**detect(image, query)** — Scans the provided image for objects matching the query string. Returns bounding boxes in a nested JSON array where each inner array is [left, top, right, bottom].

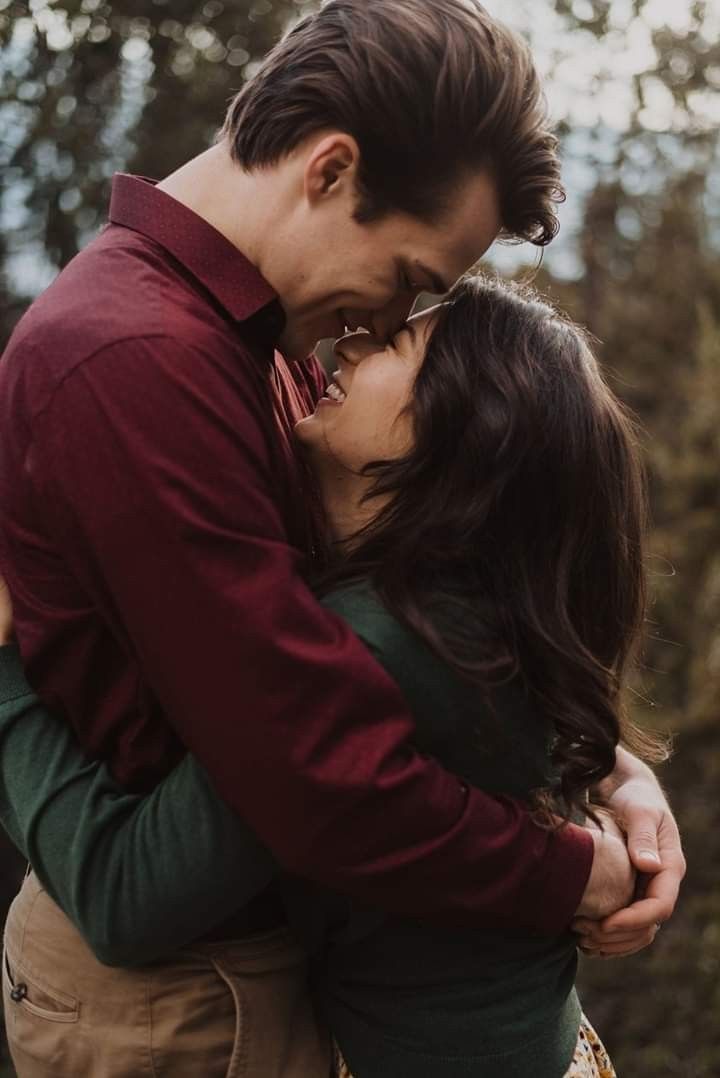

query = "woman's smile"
[[323, 374, 348, 405], [295, 308, 437, 479]]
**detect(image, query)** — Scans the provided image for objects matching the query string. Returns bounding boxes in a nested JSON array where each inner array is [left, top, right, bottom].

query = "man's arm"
[[0, 642, 276, 967], [0, 583, 626, 967], [18, 335, 596, 932]]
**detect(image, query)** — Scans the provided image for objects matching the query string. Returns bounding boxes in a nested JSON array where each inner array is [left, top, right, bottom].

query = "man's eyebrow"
[[415, 262, 449, 295]]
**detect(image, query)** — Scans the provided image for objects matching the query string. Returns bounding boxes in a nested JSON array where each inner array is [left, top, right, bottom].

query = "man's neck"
[[157, 142, 270, 274]]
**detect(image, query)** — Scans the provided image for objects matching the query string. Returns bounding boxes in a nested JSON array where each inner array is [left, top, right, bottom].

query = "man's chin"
[[277, 332, 315, 362], [278, 333, 334, 362], [279, 317, 345, 361]]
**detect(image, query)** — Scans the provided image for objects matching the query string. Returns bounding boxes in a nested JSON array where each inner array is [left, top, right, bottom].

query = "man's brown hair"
[[221, 0, 563, 245]]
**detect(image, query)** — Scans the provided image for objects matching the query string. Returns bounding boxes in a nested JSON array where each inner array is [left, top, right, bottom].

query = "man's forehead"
[[443, 168, 503, 261], [413, 181, 501, 282], [418, 231, 494, 291]]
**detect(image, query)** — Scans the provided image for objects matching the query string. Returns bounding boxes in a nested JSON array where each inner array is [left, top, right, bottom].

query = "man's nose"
[[344, 311, 375, 333], [372, 294, 417, 343], [344, 294, 416, 341]]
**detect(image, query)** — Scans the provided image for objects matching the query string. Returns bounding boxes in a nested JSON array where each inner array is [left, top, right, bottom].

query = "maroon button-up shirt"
[[0, 175, 592, 931]]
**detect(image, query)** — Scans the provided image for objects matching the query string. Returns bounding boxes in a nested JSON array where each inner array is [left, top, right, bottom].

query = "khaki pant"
[[3, 871, 331, 1078]]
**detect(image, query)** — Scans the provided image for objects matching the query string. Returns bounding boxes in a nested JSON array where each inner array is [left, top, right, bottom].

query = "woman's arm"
[[0, 645, 276, 967]]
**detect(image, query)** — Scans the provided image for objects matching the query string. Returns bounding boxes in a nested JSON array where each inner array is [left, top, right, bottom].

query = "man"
[[0, 0, 683, 1060]]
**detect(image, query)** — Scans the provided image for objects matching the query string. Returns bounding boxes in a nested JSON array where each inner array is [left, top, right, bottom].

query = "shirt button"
[[10, 982, 28, 1002]]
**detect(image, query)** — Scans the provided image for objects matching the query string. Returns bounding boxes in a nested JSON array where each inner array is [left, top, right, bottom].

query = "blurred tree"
[[544, 171, 720, 1076], [0, 0, 314, 340], [531, 3, 720, 1074]]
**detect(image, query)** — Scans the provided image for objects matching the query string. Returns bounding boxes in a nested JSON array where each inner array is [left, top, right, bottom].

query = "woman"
[[0, 275, 653, 1076]]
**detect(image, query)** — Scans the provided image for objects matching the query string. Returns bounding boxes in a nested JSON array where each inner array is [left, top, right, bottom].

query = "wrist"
[[593, 747, 654, 804], [577, 828, 635, 920]]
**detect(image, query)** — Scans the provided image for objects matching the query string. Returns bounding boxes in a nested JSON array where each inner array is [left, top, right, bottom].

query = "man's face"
[[276, 168, 501, 360]]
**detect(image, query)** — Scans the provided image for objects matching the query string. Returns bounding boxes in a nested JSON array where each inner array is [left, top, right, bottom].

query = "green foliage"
[[534, 4, 719, 1074], [0, 0, 316, 339]]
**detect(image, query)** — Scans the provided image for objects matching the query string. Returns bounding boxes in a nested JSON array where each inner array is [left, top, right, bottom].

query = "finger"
[[579, 928, 654, 948], [600, 896, 669, 933], [596, 935, 656, 957], [586, 944, 653, 960], [641, 866, 682, 919], [578, 917, 658, 941], [582, 940, 651, 957], [624, 810, 663, 873], [580, 931, 657, 958], [603, 860, 682, 932], [579, 924, 653, 942], [571, 918, 599, 936]]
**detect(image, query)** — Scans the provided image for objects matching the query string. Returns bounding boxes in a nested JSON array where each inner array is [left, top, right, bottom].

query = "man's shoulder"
[[0, 227, 252, 419]]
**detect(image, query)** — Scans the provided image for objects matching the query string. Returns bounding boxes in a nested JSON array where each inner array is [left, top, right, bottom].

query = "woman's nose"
[[334, 331, 382, 366]]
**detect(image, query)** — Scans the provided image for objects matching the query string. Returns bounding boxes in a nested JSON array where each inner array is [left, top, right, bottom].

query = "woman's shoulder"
[[320, 580, 475, 730], [320, 578, 383, 622], [320, 580, 554, 795], [321, 580, 437, 670]]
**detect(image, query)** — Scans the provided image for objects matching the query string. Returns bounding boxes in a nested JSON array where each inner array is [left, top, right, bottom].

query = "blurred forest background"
[[0, 0, 718, 1074]]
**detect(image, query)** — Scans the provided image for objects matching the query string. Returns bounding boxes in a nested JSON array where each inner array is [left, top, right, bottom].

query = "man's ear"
[[304, 133, 360, 205]]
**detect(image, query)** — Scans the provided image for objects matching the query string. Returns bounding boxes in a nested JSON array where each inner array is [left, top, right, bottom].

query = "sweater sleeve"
[[0, 645, 276, 967]]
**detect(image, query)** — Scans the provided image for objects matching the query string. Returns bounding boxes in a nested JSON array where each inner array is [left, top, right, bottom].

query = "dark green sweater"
[[0, 583, 581, 1078]]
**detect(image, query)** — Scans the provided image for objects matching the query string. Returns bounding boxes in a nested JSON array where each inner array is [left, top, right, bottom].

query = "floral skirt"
[[333, 1013, 616, 1078], [570, 1016, 616, 1078]]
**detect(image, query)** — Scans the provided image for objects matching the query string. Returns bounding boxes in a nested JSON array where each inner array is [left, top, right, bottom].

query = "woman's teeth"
[[326, 382, 347, 404]]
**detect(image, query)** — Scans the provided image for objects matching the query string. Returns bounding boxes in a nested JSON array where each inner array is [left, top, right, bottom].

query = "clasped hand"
[[573, 756, 686, 959]]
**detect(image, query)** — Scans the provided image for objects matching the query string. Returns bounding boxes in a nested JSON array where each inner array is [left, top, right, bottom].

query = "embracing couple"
[[0, 2, 685, 1076]]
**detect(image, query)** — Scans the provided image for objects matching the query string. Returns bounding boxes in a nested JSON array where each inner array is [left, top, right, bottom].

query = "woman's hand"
[[573, 801, 664, 959], [573, 752, 686, 959], [0, 575, 15, 645]]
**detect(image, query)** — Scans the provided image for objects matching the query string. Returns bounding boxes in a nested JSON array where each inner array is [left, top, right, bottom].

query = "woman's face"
[[295, 307, 440, 473]]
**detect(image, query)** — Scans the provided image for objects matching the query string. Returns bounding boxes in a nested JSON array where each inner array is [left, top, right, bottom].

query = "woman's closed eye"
[[391, 321, 419, 350], [390, 323, 411, 348]]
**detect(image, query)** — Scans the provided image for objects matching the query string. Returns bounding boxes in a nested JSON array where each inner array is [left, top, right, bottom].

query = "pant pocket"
[[3, 945, 81, 1076], [3, 949, 79, 1024]]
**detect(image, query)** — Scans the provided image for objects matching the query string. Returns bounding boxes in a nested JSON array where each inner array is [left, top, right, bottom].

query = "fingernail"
[[639, 849, 661, 864]]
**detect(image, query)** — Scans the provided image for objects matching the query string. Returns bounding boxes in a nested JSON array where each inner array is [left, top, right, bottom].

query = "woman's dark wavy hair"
[[317, 275, 663, 822]]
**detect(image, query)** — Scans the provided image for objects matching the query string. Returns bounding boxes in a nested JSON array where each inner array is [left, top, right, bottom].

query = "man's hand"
[[575, 809, 636, 920], [0, 575, 13, 646], [572, 748, 686, 958]]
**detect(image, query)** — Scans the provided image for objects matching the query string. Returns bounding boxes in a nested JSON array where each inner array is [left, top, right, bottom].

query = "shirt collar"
[[108, 173, 285, 339]]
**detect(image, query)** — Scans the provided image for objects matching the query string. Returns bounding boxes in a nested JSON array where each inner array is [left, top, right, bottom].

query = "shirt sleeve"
[[31, 335, 593, 933], [0, 645, 276, 967]]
